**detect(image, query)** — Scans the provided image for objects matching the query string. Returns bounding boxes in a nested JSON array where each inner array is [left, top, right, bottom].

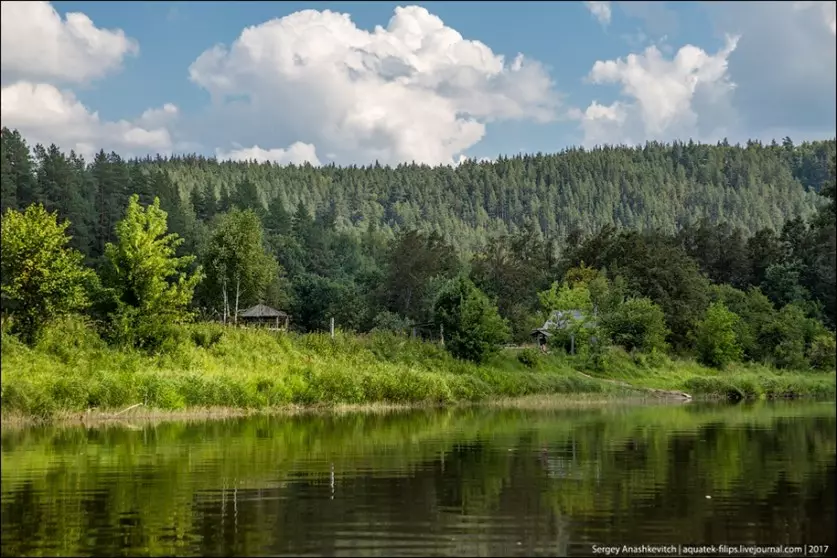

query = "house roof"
[[239, 304, 288, 319]]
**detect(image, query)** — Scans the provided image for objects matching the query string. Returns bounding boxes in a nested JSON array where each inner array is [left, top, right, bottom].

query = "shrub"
[[601, 297, 669, 354], [517, 348, 541, 369], [34, 314, 105, 364], [370, 311, 413, 335], [808, 334, 836, 371], [695, 302, 743, 369], [191, 326, 224, 349], [434, 276, 509, 363], [761, 304, 809, 369]]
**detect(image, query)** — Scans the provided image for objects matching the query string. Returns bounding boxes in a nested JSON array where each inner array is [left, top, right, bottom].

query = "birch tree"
[[203, 209, 279, 323]]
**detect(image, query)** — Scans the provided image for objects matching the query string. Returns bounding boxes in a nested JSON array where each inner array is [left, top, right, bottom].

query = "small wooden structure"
[[238, 303, 289, 330]]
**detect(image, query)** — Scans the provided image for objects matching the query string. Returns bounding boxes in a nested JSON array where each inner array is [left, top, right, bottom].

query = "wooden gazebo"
[[238, 304, 289, 330]]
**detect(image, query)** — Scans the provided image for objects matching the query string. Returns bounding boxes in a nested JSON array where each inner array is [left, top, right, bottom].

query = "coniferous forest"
[[1, 127, 835, 378]]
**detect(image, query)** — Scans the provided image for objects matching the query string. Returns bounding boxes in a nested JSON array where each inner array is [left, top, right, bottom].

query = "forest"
[[1, 126, 835, 398]]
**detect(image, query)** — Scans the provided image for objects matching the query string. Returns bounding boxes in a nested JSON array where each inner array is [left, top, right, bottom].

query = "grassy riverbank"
[[1, 318, 834, 424]]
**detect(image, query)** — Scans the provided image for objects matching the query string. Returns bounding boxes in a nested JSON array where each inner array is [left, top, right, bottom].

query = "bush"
[[761, 304, 809, 369], [434, 276, 509, 363], [601, 297, 669, 353], [517, 348, 541, 369], [191, 326, 224, 349], [109, 307, 185, 353], [370, 311, 413, 336], [34, 314, 106, 364], [808, 334, 836, 371], [695, 302, 743, 369]]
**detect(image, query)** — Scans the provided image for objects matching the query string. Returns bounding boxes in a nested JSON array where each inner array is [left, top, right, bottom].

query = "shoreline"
[[1, 393, 691, 431]]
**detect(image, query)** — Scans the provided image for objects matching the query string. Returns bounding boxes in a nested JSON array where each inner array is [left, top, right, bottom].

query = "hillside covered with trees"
[[1, 128, 835, 379]]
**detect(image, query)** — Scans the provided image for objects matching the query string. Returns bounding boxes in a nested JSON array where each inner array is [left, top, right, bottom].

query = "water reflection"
[[1, 402, 835, 557]]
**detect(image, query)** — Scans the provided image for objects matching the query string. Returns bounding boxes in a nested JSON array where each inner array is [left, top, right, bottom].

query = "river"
[[1, 401, 835, 557]]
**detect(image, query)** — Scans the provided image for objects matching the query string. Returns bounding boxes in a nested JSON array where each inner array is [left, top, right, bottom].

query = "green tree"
[[538, 281, 594, 313], [203, 209, 279, 323], [383, 230, 459, 323], [1, 205, 94, 343], [104, 195, 203, 349], [695, 302, 743, 369], [537, 280, 599, 354], [434, 276, 509, 363], [0, 128, 35, 211], [601, 297, 669, 353]]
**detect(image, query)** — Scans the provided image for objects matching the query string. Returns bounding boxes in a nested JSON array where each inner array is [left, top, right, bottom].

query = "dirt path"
[[575, 370, 693, 401]]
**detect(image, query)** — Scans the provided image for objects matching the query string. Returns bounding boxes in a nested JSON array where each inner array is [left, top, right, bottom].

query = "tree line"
[[1, 128, 835, 371]]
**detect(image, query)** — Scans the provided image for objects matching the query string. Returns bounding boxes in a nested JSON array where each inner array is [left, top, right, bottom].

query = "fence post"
[[440, 324, 445, 346], [330, 317, 335, 339]]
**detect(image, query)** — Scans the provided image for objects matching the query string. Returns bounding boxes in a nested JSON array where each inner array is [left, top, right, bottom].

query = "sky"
[[0, 1, 835, 167]]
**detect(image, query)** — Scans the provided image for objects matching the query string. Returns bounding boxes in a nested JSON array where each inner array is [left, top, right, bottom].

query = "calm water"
[[1, 402, 835, 557]]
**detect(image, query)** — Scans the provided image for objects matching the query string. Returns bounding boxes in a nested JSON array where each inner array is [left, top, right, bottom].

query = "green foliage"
[[383, 230, 458, 324], [538, 281, 594, 313], [601, 297, 669, 354], [0, 204, 94, 343], [562, 230, 712, 348], [104, 195, 203, 350], [537, 280, 599, 355], [202, 208, 279, 321], [370, 311, 413, 335], [0, 129, 835, 383], [762, 304, 810, 370], [695, 302, 743, 369], [190, 326, 224, 349], [564, 262, 599, 287], [808, 334, 836, 371], [516, 348, 541, 369], [434, 276, 510, 363]]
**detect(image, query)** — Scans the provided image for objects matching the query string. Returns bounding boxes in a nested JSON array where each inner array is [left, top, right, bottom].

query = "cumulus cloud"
[[216, 142, 321, 166], [584, 1, 612, 26], [0, 81, 175, 159], [0, 2, 182, 160], [571, 36, 739, 147], [0, 0, 138, 85], [186, 5, 560, 166]]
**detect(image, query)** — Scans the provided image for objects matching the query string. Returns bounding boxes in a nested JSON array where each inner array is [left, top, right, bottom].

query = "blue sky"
[[1, 1, 834, 166]]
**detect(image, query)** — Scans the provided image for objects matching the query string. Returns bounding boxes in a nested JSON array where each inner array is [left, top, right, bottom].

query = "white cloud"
[[137, 103, 179, 130], [0, 0, 138, 85], [584, 1, 612, 26], [0, 81, 175, 159], [187, 5, 560, 166], [216, 142, 321, 166], [0, 2, 182, 160], [572, 36, 739, 147]]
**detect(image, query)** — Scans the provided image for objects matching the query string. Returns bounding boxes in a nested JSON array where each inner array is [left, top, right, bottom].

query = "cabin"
[[531, 309, 597, 353], [238, 303, 290, 330]]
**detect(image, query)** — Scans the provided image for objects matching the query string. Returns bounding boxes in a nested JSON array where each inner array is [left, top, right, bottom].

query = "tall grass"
[[572, 347, 837, 401], [1, 317, 833, 422]]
